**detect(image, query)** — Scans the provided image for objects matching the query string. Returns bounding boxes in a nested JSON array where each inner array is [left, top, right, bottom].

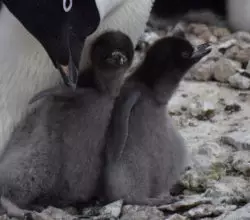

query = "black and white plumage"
[[0, 30, 134, 213], [0, 0, 155, 153], [103, 36, 211, 206]]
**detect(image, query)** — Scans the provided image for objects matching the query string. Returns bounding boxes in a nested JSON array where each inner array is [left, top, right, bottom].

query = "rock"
[[228, 73, 250, 90], [181, 168, 208, 192], [231, 151, 250, 176], [188, 100, 216, 121], [205, 176, 249, 204], [220, 203, 250, 220], [189, 60, 215, 81], [187, 23, 211, 36], [37, 207, 76, 220], [186, 35, 205, 47], [82, 207, 101, 218], [225, 46, 250, 64], [218, 39, 237, 52], [99, 200, 123, 218], [221, 131, 250, 151], [210, 26, 231, 39], [204, 48, 223, 61], [224, 103, 241, 114], [234, 31, 250, 44], [187, 23, 216, 42], [213, 58, 241, 82], [234, 48, 250, 63], [208, 161, 230, 181], [166, 214, 187, 220], [158, 195, 212, 212], [238, 92, 250, 102], [191, 142, 229, 172], [63, 207, 78, 216], [224, 45, 241, 61], [121, 205, 165, 220], [184, 204, 237, 219], [183, 10, 225, 26]]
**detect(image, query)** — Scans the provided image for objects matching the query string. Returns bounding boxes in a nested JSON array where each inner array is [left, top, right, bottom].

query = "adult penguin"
[[0, 0, 154, 153], [152, 0, 250, 32]]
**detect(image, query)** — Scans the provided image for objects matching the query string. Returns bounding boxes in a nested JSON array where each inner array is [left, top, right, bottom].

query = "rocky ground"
[[2, 12, 250, 220]]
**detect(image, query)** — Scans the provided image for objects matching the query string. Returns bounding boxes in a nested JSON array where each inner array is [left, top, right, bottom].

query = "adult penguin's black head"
[[2, 0, 118, 88]]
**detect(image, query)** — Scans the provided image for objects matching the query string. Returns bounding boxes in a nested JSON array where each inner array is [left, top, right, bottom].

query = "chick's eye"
[[63, 0, 73, 12], [181, 51, 190, 58]]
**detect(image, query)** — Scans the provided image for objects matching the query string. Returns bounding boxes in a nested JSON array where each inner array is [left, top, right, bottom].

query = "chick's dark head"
[[90, 31, 134, 74], [145, 36, 210, 72], [137, 36, 211, 87]]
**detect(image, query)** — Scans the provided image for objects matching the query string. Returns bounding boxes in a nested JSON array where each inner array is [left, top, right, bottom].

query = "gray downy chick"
[[103, 36, 211, 206], [0, 30, 134, 214]]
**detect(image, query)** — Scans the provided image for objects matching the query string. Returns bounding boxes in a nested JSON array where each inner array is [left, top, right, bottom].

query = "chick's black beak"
[[191, 42, 212, 62]]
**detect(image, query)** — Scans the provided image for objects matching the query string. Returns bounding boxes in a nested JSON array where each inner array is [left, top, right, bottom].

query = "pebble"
[[221, 203, 250, 220], [221, 131, 250, 151], [184, 204, 237, 218], [213, 58, 240, 82], [158, 195, 212, 212], [188, 100, 216, 120], [205, 176, 249, 204], [224, 45, 242, 61], [231, 151, 250, 176], [189, 60, 215, 81], [166, 214, 187, 220], [234, 31, 250, 44], [228, 73, 250, 89], [99, 200, 123, 218], [224, 103, 241, 114], [210, 26, 231, 39], [121, 205, 165, 220]]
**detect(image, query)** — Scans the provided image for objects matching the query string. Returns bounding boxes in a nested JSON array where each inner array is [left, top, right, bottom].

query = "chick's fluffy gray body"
[[0, 87, 114, 208], [104, 36, 211, 206], [104, 83, 187, 206], [0, 30, 134, 209]]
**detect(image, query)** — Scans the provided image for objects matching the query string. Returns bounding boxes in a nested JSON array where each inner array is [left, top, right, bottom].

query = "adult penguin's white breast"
[[0, 4, 60, 153], [227, 0, 250, 31], [80, 0, 154, 70]]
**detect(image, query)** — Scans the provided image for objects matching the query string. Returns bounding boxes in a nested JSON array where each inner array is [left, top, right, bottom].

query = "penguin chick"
[[0, 30, 134, 215], [104, 36, 211, 206]]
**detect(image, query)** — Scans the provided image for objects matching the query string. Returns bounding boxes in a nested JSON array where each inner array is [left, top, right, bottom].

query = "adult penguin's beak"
[[57, 45, 79, 91]]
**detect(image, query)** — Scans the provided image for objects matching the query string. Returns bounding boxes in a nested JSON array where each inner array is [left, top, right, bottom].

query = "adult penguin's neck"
[[0, 5, 60, 152]]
